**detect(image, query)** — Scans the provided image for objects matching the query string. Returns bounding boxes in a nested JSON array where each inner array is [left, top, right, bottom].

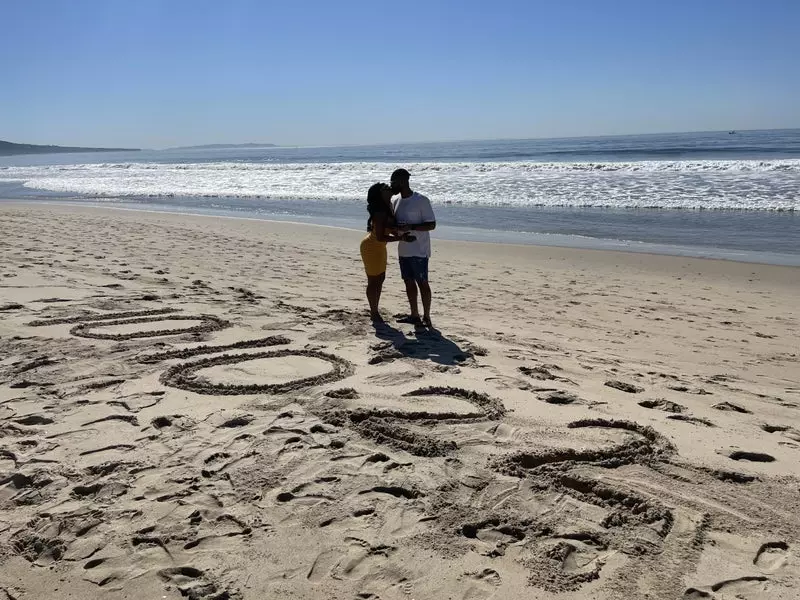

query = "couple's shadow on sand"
[[372, 320, 472, 366]]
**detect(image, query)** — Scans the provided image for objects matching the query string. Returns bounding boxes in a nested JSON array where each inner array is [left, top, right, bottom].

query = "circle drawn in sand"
[[343, 393, 485, 422], [161, 349, 353, 395], [137, 335, 290, 363], [320, 386, 506, 457], [70, 315, 230, 340], [402, 386, 506, 421], [485, 418, 681, 591], [495, 418, 676, 475], [198, 355, 332, 388], [27, 307, 179, 327], [493, 419, 677, 533]]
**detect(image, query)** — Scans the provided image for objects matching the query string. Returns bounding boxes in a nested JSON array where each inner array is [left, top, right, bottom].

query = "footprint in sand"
[[276, 476, 344, 506], [712, 401, 751, 414], [182, 512, 252, 552], [78, 444, 136, 457], [79, 378, 126, 392], [461, 568, 502, 600], [107, 390, 164, 413], [358, 485, 421, 500], [639, 398, 686, 413], [527, 538, 608, 592], [82, 414, 139, 427], [761, 424, 800, 442], [711, 575, 768, 594], [375, 504, 428, 538], [754, 541, 791, 572], [157, 566, 232, 599], [484, 374, 531, 390], [71, 481, 128, 501], [667, 414, 716, 427], [12, 512, 107, 567], [307, 538, 398, 583], [519, 364, 574, 384], [365, 370, 425, 386], [461, 519, 527, 546], [727, 450, 775, 463], [482, 422, 523, 444], [684, 575, 773, 598], [538, 390, 582, 405], [338, 542, 395, 580], [12, 414, 54, 426], [306, 548, 340, 582], [605, 379, 644, 393], [82, 556, 133, 589], [216, 414, 255, 428], [683, 587, 713, 598]]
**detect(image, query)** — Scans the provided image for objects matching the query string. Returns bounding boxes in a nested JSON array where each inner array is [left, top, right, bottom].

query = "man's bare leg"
[[404, 279, 420, 319], [419, 280, 432, 324]]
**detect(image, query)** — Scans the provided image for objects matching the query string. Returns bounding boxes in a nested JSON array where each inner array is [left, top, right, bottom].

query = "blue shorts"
[[399, 257, 429, 282]]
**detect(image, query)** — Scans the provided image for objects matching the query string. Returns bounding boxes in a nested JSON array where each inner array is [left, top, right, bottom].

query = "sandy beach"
[[1, 201, 799, 600]]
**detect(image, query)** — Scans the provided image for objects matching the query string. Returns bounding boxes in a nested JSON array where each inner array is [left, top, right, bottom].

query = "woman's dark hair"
[[366, 182, 390, 231]]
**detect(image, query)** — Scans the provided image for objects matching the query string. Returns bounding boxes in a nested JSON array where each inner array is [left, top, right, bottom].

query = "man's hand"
[[412, 221, 436, 232]]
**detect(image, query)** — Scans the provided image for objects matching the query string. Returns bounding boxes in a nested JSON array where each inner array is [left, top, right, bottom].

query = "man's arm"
[[410, 194, 436, 231], [374, 213, 414, 242], [409, 221, 436, 232]]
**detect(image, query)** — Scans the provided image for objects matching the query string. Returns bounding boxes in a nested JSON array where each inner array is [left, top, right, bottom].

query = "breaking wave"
[[2, 159, 798, 210]]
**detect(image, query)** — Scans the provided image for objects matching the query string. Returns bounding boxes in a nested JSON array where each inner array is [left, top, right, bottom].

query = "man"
[[390, 168, 436, 327]]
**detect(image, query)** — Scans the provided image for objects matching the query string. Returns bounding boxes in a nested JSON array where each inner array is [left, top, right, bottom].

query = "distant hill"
[[0, 140, 140, 156], [172, 143, 278, 150]]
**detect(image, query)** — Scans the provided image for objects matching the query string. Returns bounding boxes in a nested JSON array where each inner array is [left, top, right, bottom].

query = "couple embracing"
[[360, 168, 436, 327]]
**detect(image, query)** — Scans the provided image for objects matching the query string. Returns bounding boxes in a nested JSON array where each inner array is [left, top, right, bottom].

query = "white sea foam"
[[2, 159, 798, 210]]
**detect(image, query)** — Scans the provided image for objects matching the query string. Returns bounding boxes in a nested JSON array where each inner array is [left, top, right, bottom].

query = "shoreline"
[[4, 197, 800, 267]]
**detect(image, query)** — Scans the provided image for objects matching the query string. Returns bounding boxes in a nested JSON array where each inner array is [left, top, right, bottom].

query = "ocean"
[[1, 129, 798, 265]]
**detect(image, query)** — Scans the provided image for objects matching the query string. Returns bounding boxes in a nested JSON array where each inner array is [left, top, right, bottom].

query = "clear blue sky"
[[2, 0, 798, 148]]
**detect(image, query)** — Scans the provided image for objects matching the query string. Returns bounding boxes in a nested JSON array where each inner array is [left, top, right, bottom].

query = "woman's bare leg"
[[366, 273, 385, 320]]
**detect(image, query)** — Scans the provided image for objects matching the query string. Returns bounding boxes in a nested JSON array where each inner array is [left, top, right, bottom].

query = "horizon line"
[[7, 126, 798, 153], [145, 127, 799, 151]]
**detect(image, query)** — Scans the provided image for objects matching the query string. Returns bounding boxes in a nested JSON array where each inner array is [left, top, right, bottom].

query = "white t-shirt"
[[394, 192, 436, 257]]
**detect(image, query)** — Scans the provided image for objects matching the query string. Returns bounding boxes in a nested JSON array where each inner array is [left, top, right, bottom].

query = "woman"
[[360, 182, 414, 322]]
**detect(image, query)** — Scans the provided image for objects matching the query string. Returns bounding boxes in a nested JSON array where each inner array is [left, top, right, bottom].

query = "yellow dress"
[[360, 229, 387, 276]]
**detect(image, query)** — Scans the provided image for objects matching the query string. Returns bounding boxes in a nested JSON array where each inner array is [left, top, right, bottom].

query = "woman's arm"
[[374, 213, 409, 243]]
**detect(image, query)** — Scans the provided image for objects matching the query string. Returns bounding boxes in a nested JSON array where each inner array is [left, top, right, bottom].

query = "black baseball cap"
[[390, 168, 411, 181]]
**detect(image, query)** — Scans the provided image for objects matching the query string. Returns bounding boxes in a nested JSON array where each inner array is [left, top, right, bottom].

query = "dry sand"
[[1, 202, 799, 600]]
